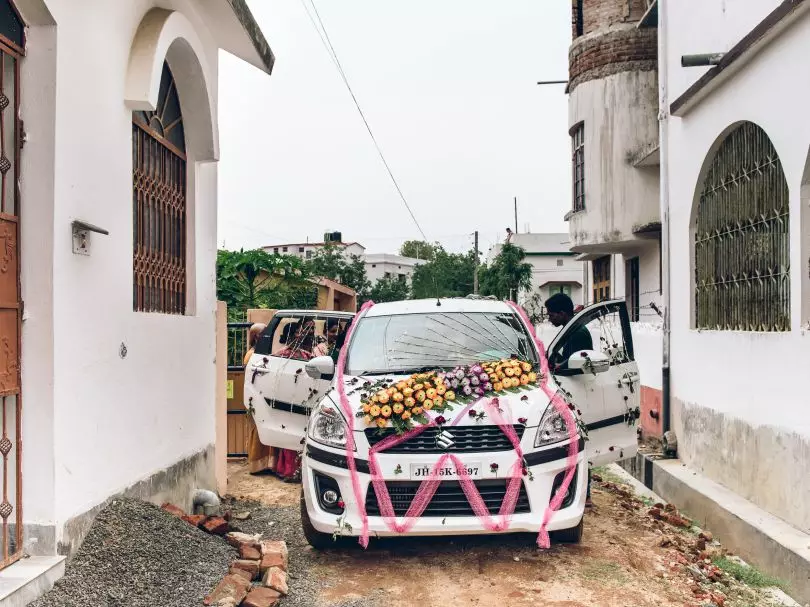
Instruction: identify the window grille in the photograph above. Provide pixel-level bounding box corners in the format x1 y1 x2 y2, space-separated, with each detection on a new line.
572 124 585 212
626 257 640 321
694 122 790 331
132 62 187 314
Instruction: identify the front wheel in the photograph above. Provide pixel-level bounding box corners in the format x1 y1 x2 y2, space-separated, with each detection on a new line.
550 518 584 544
300 488 334 550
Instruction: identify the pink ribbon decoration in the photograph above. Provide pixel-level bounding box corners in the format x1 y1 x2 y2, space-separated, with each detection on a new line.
506 300 579 548
334 300 580 549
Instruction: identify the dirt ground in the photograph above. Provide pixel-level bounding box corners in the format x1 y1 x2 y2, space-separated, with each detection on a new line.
226 460 792 607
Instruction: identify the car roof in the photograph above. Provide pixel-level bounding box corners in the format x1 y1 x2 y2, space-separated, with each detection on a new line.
364 298 513 317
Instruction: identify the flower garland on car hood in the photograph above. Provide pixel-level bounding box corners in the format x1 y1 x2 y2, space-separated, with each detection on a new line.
333 300 579 549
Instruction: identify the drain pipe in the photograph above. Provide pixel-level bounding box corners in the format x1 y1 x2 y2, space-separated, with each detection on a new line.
658 0 675 455
192 489 221 516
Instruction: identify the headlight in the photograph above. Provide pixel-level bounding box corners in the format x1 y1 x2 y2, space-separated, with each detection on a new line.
534 402 574 448
308 403 352 450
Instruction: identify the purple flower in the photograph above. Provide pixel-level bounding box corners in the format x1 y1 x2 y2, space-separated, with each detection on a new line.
483 382 493 392
461 377 470 387
471 365 483 375
455 369 465 380
470 376 480 387
475 386 485 396
479 373 489 382
450 379 459 389
462 385 473 396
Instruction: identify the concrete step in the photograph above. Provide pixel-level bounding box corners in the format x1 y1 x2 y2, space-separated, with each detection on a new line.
0 556 65 607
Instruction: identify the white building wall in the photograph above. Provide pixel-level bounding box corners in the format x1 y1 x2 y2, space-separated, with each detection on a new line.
665 1 810 532
20 0 226 541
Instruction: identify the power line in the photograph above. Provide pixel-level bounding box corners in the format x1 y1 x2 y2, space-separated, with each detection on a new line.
301 0 428 242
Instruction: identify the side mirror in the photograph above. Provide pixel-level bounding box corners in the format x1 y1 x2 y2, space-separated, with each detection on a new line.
305 356 336 380
567 350 610 375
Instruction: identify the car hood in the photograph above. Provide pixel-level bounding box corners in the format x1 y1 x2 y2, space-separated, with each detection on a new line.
329 374 554 429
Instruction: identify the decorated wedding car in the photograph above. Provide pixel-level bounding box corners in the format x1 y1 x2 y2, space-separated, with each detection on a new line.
246 297 640 548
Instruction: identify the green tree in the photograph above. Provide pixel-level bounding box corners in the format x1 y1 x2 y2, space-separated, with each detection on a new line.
479 243 533 300
366 275 410 304
411 246 477 299
307 243 370 297
216 249 316 320
400 240 440 262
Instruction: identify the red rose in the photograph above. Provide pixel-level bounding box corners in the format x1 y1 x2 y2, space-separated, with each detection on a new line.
338 499 345 509
518 417 528 424
435 416 447 425
468 410 477 417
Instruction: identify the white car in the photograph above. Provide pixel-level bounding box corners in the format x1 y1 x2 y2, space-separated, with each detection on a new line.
246 298 640 548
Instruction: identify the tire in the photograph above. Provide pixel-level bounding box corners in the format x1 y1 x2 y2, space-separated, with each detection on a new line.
550 518 584 544
299 488 335 550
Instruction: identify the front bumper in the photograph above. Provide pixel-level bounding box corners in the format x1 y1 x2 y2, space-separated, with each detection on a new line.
301 439 587 537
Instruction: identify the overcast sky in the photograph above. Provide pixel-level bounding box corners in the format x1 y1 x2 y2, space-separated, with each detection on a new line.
218 0 572 257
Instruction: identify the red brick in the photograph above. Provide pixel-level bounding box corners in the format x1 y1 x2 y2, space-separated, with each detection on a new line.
203 574 251 606
240 544 262 560
259 540 288 573
182 514 206 527
262 566 288 596
201 517 230 536
243 587 282 607
161 503 185 517
230 559 260 581
225 532 261 550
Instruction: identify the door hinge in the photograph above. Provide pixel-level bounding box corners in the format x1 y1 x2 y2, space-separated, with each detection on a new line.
18 119 25 149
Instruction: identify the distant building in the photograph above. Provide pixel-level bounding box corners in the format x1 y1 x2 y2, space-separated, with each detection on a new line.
364 254 425 285
263 231 365 260
487 233 584 307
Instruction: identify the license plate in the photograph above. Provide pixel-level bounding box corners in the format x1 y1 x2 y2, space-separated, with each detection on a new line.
410 462 481 480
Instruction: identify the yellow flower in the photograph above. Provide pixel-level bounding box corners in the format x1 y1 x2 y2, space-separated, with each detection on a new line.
362 403 371 413
504 367 515 377
376 418 388 428
521 362 532 373
493 382 503 392
423 399 434 410
413 383 424 392
445 391 456 401
528 371 537 383
415 390 426 403
396 381 407 391
393 392 404 402
393 403 405 414
433 396 444 407
426 388 437 400
435 384 447 395
369 405 381 417
404 397 416 408
401 410 412 420
381 405 392 418
377 391 390 404
403 387 414 398
412 406 424 415
520 374 530 385
364 415 372 425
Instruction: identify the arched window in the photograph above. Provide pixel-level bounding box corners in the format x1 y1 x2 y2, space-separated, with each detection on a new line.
694 122 790 331
132 62 187 314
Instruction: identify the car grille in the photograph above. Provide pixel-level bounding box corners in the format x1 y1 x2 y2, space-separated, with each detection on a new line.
365 425 525 454
365 479 531 517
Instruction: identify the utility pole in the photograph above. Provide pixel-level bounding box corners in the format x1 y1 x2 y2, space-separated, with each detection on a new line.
473 231 479 294
514 197 518 234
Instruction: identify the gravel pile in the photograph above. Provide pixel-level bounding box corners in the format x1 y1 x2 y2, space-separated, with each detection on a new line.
32 498 236 607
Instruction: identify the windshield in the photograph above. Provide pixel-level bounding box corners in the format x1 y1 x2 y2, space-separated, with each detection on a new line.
345 311 538 376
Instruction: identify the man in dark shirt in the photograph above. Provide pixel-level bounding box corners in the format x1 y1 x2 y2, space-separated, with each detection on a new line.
545 293 593 369
545 292 595 508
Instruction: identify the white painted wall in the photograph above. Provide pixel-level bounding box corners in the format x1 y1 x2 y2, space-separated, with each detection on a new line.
365 254 423 284
18 0 237 539
664 1 810 530
568 70 660 251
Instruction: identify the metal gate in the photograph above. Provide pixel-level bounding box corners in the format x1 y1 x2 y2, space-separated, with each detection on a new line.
0 0 24 570
227 322 251 457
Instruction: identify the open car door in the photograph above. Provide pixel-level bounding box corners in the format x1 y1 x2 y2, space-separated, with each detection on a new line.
547 300 640 466
245 311 354 451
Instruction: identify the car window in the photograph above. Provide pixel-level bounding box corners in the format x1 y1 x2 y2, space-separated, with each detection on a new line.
254 314 351 361
549 306 632 371
345 311 538 376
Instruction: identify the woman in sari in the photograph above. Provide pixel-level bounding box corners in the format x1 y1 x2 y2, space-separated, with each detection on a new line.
244 323 276 475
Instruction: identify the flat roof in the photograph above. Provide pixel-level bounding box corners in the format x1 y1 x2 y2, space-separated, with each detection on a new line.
365 298 512 317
